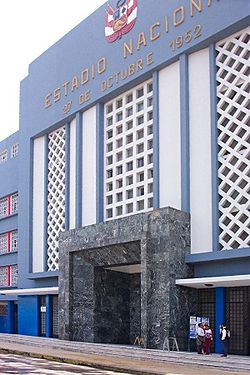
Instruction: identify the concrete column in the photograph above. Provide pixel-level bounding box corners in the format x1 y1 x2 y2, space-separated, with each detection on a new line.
215 287 225 353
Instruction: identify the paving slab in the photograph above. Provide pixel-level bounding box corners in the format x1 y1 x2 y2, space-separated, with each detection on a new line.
0 334 249 375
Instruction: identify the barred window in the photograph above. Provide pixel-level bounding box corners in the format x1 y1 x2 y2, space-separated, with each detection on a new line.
0 150 7 164
11 143 19 158
10 265 18 287
10 231 18 252
10 193 18 215
0 197 8 219
0 266 8 287
0 233 8 254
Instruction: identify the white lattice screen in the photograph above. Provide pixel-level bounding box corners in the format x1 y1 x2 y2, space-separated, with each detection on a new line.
104 80 153 220
216 27 250 250
47 126 66 271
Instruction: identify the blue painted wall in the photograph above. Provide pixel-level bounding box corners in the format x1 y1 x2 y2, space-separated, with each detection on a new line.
18 296 40 336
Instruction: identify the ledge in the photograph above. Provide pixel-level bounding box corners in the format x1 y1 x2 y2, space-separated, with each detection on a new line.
186 247 250 264
27 271 59 280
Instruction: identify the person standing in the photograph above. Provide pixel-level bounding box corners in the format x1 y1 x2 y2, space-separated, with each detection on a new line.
203 323 213 355
196 323 205 354
220 324 230 357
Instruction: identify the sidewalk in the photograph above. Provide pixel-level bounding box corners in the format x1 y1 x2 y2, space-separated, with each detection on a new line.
0 334 249 375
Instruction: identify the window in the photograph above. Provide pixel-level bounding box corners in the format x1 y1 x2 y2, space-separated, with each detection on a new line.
126 175 133 185
137 157 144 168
106 104 113 114
126 148 133 157
137 102 144 112
148 111 153 121
0 150 7 164
137 87 144 98
126 93 133 103
116 165 123 175
107 130 113 139
117 125 123 135
0 265 18 287
107 169 113 178
116 206 123 216
106 156 113 165
116 112 123 122
137 115 144 126
126 107 133 117
126 134 133 144
107 143 113 152
107 117 113 126
0 233 8 254
116 152 123 162
116 192 123 202
126 203 133 213
116 179 123 188
137 172 144 182
0 197 8 219
137 186 144 196
116 138 123 148
126 189 133 199
10 193 18 215
116 98 123 109
126 120 133 130
137 200 144 211
137 143 144 154
106 195 113 205
11 144 19 158
107 182 113 192
126 161 133 171
137 129 144 140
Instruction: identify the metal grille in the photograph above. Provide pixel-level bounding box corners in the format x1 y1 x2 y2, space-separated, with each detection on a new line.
0 233 8 254
0 303 8 316
40 296 46 337
197 289 216 352
216 27 250 250
104 80 153 220
226 287 250 355
47 126 66 271
10 265 18 287
52 295 59 338
0 266 8 287
0 197 8 218
10 193 18 215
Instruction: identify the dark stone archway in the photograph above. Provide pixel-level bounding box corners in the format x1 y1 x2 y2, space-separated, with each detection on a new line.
58 207 193 349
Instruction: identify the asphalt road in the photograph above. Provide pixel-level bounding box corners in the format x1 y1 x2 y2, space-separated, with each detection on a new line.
0 353 132 375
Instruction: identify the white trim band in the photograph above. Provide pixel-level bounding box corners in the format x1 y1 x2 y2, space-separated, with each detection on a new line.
0 287 58 296
176 274 250 289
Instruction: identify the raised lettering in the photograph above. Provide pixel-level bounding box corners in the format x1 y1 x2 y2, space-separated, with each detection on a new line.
98 58 106 74
150 22 161 42
190 0 202 17
137 32 147 51
124 40 133 58
174 6 185 26
81 69 89 85
63 81 70 96
147 53 153 66
45 94 52 108
71 76 79 91
54 88 61 102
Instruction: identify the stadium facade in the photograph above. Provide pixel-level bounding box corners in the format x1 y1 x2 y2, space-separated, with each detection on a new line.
0 0 249 355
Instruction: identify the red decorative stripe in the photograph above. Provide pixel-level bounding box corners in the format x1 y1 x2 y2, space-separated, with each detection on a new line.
7 232 11 252
7 266 11 287
7 195 11 215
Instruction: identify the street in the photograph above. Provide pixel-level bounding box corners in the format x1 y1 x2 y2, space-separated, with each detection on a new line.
0 353 132 375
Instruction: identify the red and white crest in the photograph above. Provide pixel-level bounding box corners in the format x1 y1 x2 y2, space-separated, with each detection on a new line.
105 0 138 43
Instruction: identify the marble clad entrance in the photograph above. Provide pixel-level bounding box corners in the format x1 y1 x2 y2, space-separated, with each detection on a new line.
58 207 192 349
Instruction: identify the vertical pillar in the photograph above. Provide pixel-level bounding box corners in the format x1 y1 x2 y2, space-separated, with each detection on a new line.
152 71 159 209
209 43 220 252
76 112 83 228
7 301 15 333
46 295 53 337
215 287 225 353
180 53 190 213
96 103 104 224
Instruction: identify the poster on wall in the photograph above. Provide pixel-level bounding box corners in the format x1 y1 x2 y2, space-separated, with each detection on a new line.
189 316 210 339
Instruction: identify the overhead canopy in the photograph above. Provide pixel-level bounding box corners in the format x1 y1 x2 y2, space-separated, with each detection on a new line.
176 274 250 289
0 287 58 296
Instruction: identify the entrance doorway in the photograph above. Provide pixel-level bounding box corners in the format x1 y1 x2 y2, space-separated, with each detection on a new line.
226 286 250 355
94 265 141 345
